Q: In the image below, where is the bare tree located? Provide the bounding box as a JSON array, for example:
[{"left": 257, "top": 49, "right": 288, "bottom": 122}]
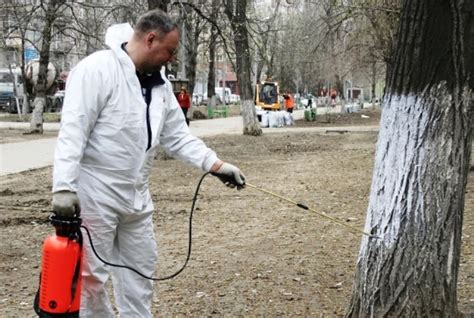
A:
[
  {"left": 347, "top": 0, "right": 473, "bottom": 316},
  {"left": 348, "top": 0, "right": 402, "bottom": 98},
  {"left": 29, "top": 0, "right": 64, "bottom": 134},
  {"left": 248, "top": 0, "right": 281, "bottom": 82},
  {"left": 2, "top": 1, "right": 143, "bottom": 133},
  {"left": 167, "top": 0, "right": 228, "bottom": 111},
  {"left": 1, "top": 1, "right": 42, "bottom": 114},
  {"left": 224, "top": 0, "right": 262, "bottom": 136},
  {"left": 171, "top": 0, "right": 207, "bottom": 95},
  {"left": 264, "top": 0, "right": 401, "bottom": 99},
  {"left": 206, "top": 0, "right": 219, "bottom": 107}
]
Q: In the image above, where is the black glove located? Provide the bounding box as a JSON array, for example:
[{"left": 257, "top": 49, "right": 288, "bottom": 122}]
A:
[{"left": 212, "top": 163, "right": 246, "bottom": 190}]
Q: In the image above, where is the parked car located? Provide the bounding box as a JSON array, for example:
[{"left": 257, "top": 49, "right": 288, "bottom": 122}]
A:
[
  {"left": 192, "top": 93, "right": 206, "bottom": 105},
  {"left": 215, "top": 87, "right": 231, "bottom": 104},
  {"left": 229, "top": 94, "right": 240, "bottom": 104},
  {"left": 48, "top": 89, "right": 65, "bottom": 112},
  {"left": 0, "top": 67, "right": 23, "bottom": 112}
]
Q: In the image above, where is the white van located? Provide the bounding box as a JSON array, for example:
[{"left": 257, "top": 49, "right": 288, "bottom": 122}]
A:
[
  {"left": 229, "top": 94, "right": 240, "bottom": 103},
  {"left": 0, "top": 68, "right": 23, "bottom": 109},
  {"left": 215, "top": 87, "right": 231, "bottom": 104}
]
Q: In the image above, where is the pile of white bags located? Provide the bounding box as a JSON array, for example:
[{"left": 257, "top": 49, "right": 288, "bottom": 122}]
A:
[
  {"left": 268, "top": 111, "right": 283, "bottom": 127},
  {"left": 260, "top": 111, "right": 269, "bottom": 127},
  {"left": 257, "top": 110, "right": 293, "bottom": 128},
  {"left": 283, "top": 112, "right": 293, "bottom": 125}
]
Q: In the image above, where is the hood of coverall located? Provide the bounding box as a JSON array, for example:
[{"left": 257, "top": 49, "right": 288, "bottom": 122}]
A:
[{"left": 105, "top": 23, "right": 134, "bottom": 48}]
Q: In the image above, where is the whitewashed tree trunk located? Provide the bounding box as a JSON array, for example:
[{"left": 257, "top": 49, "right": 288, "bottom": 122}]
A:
[
  {"left": 347, "top": 0, "right": 473, "bottom": 316},
  {"left": 241, "top": 99, "right": 261, "bottom": 135},
  {"left": 30, "top": 97, "right": 46, "bottom": 134},
  {"left": 348, "top": 86, "right": 471, "bottom": 317},
  {"left": 22, "top": 93, "right": 30, "bottom": 115}
]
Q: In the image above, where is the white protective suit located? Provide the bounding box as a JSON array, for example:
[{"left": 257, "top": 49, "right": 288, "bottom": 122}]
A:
[{"left": 53, "top": 24, "right": 219, "bottom": 317}]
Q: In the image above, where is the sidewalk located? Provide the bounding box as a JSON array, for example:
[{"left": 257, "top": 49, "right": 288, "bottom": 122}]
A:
[
  {"left": 0, "top": 109, "right": 378, "bottom": 176},
  {"left": 1, "top": 138, "right": 57, "bottom": 176},
  {"left": 0, "top": 114, "right": 247, "bottom": 176}
]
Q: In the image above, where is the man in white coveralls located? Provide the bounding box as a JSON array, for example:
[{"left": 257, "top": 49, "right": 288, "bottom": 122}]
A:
[{"left": 51, "top": 9, "right": 245, "bottom": 317}]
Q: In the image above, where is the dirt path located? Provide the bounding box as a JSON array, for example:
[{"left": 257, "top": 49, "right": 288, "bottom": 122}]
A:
[{"left": 0, "top": 108, "right": 472, "bottom": 317}]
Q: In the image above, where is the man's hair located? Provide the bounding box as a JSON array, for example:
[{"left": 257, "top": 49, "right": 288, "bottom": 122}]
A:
[{"left": 135, "top": 9, "right": 178, "bottom": 38}]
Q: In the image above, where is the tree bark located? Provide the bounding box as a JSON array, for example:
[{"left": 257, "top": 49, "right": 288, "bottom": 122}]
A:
[
  {"left": 29, "top": 0, "right": 58, "bottom": 134},
  {"left": 347, "top": 1, "right": 473, "bottom": 317},
  {"left": 206, "top": 0, "right": 218, "bottom": 110},
  {"left": 370, "top": 59, "right": 377, "bottom": 104},
  {"left": 185, "top": 11, "right": 199, "bottom": 95},
  {"left": 224, "top": 0, "right": 262, "bottom": 136},
  {"left": 148, "top": 0, "right": 169, "bottom": 11}
]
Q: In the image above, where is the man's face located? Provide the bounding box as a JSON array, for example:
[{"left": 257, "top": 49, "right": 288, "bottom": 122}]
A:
[{"left": 142, "top": 28, "right": 179, "bottom": 73}]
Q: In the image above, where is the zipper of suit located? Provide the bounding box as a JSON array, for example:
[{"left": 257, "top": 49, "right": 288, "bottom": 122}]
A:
[
  {"left": 123, "top": 43, "right": 152, "bottom": 151},
  {"left": 142, "top": 87, "right": 152, "bottom": 151}
]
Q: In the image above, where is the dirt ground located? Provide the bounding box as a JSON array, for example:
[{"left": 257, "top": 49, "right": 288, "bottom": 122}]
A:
[{"left": 0, "top": 108, "right": 472, "bottom": 317}]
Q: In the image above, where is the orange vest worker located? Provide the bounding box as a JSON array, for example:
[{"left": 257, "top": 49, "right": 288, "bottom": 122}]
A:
[{"left": 284, "top": 94, "right": 294, "bottom": 110}]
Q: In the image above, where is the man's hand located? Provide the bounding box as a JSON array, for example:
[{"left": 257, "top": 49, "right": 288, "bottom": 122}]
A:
[
  {"left": 211, "top": 162, "right": 246, "bottom": 190},
  {"left": 52, "top": 191, "right": 81, "bottom": 217}
]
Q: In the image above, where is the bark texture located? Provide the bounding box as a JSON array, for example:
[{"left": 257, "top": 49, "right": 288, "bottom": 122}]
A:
[
  {"left": 207, "top": 0, "right": 218, "bottom": 102},
  {"left": 147, "top": 0, "right": 169, "bottom": 12},
  {"left": 29, "top": 0, "right": 58, "bottom": 134},
  {"left": 184, "top": 10, "right": 199, "bottom": 96},
  {"left": 224, "top": 0, "right": 262, "bottom": 136},
  {"left": 347, "top": 0, "right": 473, "bottom": 317}
]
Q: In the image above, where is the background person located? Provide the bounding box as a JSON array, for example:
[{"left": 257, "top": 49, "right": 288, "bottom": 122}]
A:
[
  {"left": 282, "top": 91, "right": 295, "bottom": 125},
  {"left": 330, "top": 88, "right": 337, "bottom": 106},
  {"left": 177, "top": 87, "right": 191, "bottom": 125},
  {"left": 306, "top": 93, "right": 313, "bottom": 108},
  {"left": 52, "top": 9, "right": 245, "bottom": 318}
]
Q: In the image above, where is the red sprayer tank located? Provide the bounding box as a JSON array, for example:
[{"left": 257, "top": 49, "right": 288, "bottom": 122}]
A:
[{"left": 34, "top": 215, "right": 83, "bottom": 317}]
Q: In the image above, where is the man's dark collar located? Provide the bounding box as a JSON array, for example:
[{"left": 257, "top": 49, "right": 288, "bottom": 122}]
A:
[{"left": 121, "top": 42, "right": 165, "bottom": 87}]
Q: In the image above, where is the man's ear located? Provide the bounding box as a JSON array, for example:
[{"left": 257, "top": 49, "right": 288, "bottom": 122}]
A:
[{"left": 145, "top": 32, "right": 157, "bottom": 48}]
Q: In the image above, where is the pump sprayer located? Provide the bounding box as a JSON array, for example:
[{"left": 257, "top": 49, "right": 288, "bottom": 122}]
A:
[{"left": 34, "top": 214, "right": 83, "bottom": 317}]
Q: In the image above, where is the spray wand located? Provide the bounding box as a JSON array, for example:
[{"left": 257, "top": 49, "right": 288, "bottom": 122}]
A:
[{"left": 245, "top": 182, "right": 378, "bottom": 239}]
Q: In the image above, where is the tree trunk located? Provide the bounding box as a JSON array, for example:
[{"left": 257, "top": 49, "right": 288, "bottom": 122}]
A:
[
  {"left": 224, "top": 0, "right": 262, "bottom": 136},
  {"left": 328, "top": 13, "right": 344, "bottom": 99},
  {"left": 370, "top": 58, "right": 377, "bottom": 104},
  {"left": 148, "top": 0, "right": 169, "bottom": 11},
  {"left": 235, "top": 38, "right": 261, "bottom": 135},
  {"left": 347, "top": 1, "right": 473, "bottom": 317},
  {"left": 185, "top": 15, "right": 199, "bottom": 95},
  {"left": 19, "top": 36, "right": 31, "bottom": 115},
  {"left": 256, "top": 58, "right": 264, "bottom": 83},
  {"left": 335, "top": 74, "right": 344, "bottom": 100},
  {"left": 206, "top": 0, "right": 219, "bottom": 110},
  {"left": 29, "top": 0, "right": 57, "bottom": 134}
]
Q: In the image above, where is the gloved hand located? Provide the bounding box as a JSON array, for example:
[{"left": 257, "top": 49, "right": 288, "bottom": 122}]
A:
[
  {"left": 212, "top": 162, "right": 246, "bottom": 190},
  {"left": 52, "top": 191, "right": 81, "bottom": 217}
]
